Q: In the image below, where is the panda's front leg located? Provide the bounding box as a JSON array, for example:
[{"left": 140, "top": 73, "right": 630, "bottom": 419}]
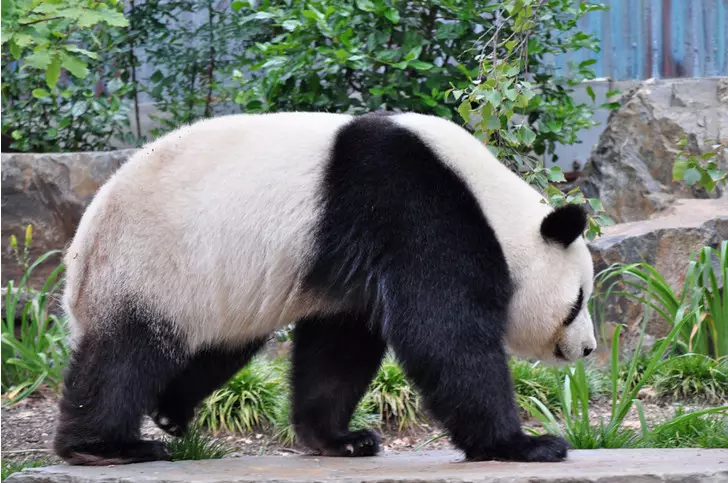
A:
[
  {"left": 383, "top": 286, "right": 570, "bottom": 463},
  {"left": 291, "top": 313, "right": 386, "bottom": 457}
]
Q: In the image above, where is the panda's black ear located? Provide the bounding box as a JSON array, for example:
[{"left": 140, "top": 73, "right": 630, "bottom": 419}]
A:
[{"left": 540, "top": 204, "right": 587, "bottom": 248}]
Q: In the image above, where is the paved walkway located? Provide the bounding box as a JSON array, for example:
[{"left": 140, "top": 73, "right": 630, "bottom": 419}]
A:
[{"left": 6, "top": 449, "right": 728, "bottom": 483}]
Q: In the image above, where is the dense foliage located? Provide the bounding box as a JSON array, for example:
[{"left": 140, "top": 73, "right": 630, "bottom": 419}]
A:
[{"left": 1, "top": 0, "right": 134, "bottom": 152}]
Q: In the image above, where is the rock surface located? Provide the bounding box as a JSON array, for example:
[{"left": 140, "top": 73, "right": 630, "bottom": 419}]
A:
[
  {"left": 581, "top": 77, "right": 728, "bottom": 223},
  {"left": 6, "top": 449, "right": 728, "bottom": 483},
  {"left": 589, "top": 198, "right": 728, "bottom": 350},
  {"left": 1, "top": 150, "right": 135, "bottom": 288}
]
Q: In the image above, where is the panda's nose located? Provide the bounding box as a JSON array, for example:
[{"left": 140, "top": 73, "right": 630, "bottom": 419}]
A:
[{"left": 583, "top": 347, "right": 594, "bottom": 357}]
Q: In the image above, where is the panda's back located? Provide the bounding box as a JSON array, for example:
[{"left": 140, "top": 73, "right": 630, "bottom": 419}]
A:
[{"left": 64, "top": 113, "right": 352, "bottom": 349}]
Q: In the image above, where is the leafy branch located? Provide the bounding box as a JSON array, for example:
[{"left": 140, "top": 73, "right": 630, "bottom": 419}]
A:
[{"left": 449, "top": 0, "right": 615, "bottom": 240}]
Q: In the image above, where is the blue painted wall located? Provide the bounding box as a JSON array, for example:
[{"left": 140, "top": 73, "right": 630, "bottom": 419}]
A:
[{"left": 553, "top": 0, "right": 728, "bottom": 80}]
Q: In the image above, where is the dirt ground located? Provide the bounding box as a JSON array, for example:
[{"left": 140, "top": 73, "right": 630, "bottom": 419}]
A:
[{"left": 1, "top": 392, "right": 711, "bottom": 466}]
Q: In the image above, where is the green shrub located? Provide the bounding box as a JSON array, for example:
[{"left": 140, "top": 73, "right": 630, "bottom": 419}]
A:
[
  {"left": 2, "top": 227, "right": 68, "bottom": 404},
  {"left": 165, "top": 423, "right": 233, "bottom": 461},
  {"left": 673, "top": 136, "right": 728, "bottom": 194},
  {"left": 361, "top": 355, "right": 422, "bottom": 430},
  {"left": 652, "top": 354, "right": 728, "bottom": 403},
  {"left": 197, "top": 358, "right": 285, "bottom": 434},
  {"left": 126, "top": 0, "right": 270, "bottom": 138},
  {"left": 1, "top": 0, "right": 134, "bottom": 152},
  {"left": 232, "top": 0, "right": 611, "bottom": 199}
]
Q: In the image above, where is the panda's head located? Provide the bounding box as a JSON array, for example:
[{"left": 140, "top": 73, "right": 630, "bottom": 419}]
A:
[{"left": 505, "top": 204, "right": 597, "bottom": 364}]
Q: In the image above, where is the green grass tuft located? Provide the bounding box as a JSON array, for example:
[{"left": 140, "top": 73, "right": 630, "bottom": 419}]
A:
[
  {"left": 197, "top": 358, "right": 285, "bottom": 434},
  {"left": 361, "top": 355, "right": 422, "bottom": 430},
  {"left": 510, "top": 359, "right": 561, "bottom": 413},
  {"left": 272, "top": 396, "right": 381, "bottom": 445},
  {"left": 1, "top": 458, "right": 51, "bottom": 481},
  {"left": 2, "top": 241, "right": 68, "bottom": 405},
  {"left": 647, "top": 408, "right": 728, "bottom": 449},
  {"left": 652, "top": 354, "right": 728, "bottom": 403},
  {"left": 165, "top": 423, "right": 233, "bottom": 461}
]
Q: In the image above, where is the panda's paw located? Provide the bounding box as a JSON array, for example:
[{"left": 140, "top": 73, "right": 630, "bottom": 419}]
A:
[
  {"left": 150, "top": 409, "right": 188, "bottom": 437},
  {"left": 323, "top": 429, "right": 381, "bottom": 457},
  {"left": 515, "top": 434, "right": 570, "bottom": 462},
  {"left": 466, "top": 433, "right": 570, "bottom": 463}
]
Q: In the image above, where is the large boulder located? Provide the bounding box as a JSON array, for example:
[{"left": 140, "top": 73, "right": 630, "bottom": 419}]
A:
[
  {"left": 1, "top": 150, "right": 136, "bottom": 288},
  {"left": 589, "top": 198, "right": 728, "bottom": 354},
  {"left": 580, "top": 77, "right": 728, "bottom": 223}
]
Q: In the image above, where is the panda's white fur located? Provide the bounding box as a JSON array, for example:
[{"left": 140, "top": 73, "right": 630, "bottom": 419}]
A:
[
  {"left": 64, "top": 113, "right": 351, "bottom": 350},
  {"left": 64, "top": 111, "right": 595, "bottom": 362}
]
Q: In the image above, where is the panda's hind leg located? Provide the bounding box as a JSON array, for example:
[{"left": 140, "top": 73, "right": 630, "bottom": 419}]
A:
[
  {"left": 151, "top": 339, "right": 266, "bottom": 437},
  {"left": 54, "top": 306, "right": 185, "bottom": 466},
  {"left": 291, "top": 313, "right": 386, "bottom": 457}
]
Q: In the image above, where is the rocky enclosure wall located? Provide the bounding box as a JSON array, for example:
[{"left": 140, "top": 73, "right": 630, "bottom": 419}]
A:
[
  {"left": 1, "top": 150, "right": 136, "bottom": 285},
  {"left": 579, "top": 77, "right": 728, "bottom": 223}
]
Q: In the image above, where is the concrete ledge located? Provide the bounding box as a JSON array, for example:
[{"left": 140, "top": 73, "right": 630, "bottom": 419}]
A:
[{"left": 6, "top": 449, "right": 728, "bottom": 483}]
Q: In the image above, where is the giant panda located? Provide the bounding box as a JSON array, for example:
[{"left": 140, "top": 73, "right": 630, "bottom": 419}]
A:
[{"left": 54, "top": 111, "right": 597, "bottom": 466}]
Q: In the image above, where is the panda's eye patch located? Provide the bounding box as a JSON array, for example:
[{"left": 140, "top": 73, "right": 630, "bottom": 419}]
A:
[{"left": 563, "top": 288, "right": 584, "bottom": 326}]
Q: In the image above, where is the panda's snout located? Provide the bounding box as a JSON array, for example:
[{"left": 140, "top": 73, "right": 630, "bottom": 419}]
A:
[{"left": 555, "top": 343, "right": 595, "bottom": 361}]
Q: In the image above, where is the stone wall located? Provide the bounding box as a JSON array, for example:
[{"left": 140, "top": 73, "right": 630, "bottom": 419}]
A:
[{"left": 1, "top": 150, "right": 136, "bottom": 286}]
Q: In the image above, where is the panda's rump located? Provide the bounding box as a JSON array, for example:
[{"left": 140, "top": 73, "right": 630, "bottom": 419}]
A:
[{"left": 64, "top": 113, "right": 352, "bottom": 351}]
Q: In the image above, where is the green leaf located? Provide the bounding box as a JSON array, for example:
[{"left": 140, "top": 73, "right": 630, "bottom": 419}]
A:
[
  {"left": 355, "top": 0, "right": 375, "bottom": 12},
  {"left": 708, "top": 169, "right": 728, "bottom": 181},
  {"left": 673, "top": 158, "right": 689, "bottom": 182},
  {"left": 384, "top": 8, "right": 400, "bottom": 23},
  {"left": 76, "top": 10, "right": 104, "bottom": 28},
  {"left": 409, "top": 60, "right": 433, "bottom": 71},
  {"left": 13, "top": 33, "right": 33, "bottom": 47},
  {"left": 404, "top": 46, "right": 422, "bottom": 61},
  {"left": 64, "top": 45, "right": 97, "bottom": 59},
  {"left": 150, "top": 70, "right": 164, "bottom": 83},
  {"left": 32, "top": 88, "right": 50, "bottom": 99},
  {"left": 97, "top": 7, "right": 128, "bottom": 27},
  {"left": 518, "top": 125, "right": 536, "bottom": 146},
  {"left": 23, "top": 51, "right": 52, "bottom": 70},
  {"left": 231, "top": 1, "right": 247, "bottom": 12},
  {"left": 281, "top": 19, "right": 300, "bottom": 31},
  {"left": 547, "top": 166, "right": 566, "bottom": 183},
  {"left": 60, "top": 53, "right": 88, "bottom": 79},
  {"left": 46, "top": 55, "right": 61, "bottom": 88},
  {"left": 483, "top": 90, "right": 502, "bottom": 106},
  {"left": 588, "top": 198, "right": 604, "bottom": 212},
  {"left": 503, "top": 88, "right": 518, "bottom": 101},
  {"left": 596, "top": 213, "right": 615, "bottom": 227},
  {"left": 586, "top": 85, "right": 595, "bottom": 102},
  {"left": 457, "top": 101, "right": 471, "bottom": 123},
  {"left": 9, "top": 40, "right": 21, "bottom": 59},
  {"left": 683, "top": 167, "right": 701, "bottom": 185}
]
